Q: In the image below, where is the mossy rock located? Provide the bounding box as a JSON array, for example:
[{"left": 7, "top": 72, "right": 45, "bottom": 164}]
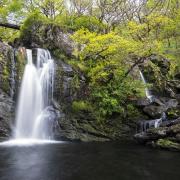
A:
[
  {"left": 169, "top": 124, "right": 180, "bottom": 134},
  {"left": 147, "top": 127, "right": 168, "bottom": 137},
  {"left": 167, "top": 107, "right": 180, "bottom": 119},
  {"left": 0, "top": 42, "right": 13, "bottom": 94},
  {"left": 20, "top": 18, "right": 74, "bottom": 58},
  {"left": 156, "top": 139, "right": 180, "bottom": 151}
]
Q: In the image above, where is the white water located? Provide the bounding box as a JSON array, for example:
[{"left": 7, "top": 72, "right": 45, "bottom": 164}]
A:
[
  {"left": 139, "top": 70, "right": 153, "bottom": 102},
  {"left": 0, "top": 139, "right": 61, "bottom": 147},
  {"left": 14, "top": 48, "right": 55, "bottom": 142}
]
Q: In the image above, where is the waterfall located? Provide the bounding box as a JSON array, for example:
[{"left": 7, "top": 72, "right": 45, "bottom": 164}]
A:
[
  {"left": 139, "top": 118, "right": 162, "bottom": 132},
  {"left": 139, "top": 70, "right": 153, "bottom": 102},
  {"left": 14, "top": 48, "right": 55, "bottom": 140}
]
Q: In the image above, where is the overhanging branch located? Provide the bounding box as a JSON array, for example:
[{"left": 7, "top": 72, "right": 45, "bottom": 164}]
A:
[{"left": 0, "top": 22, "right": 20, "bottom": 30}]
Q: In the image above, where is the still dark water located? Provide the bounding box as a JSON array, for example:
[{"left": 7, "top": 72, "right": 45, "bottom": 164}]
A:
[{"left": 0, "top": 141, "right": 179, "bottom": 180}]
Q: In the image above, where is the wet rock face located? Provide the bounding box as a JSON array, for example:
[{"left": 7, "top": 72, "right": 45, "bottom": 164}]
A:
[
  {"left": 0, "top": 42, "right": 16, "bottom": 140},
  {"left": 0, "top": 42, "right": 14, "bottom": 96},
  {"left": 0, "top": 43, "right": 26, "bottom": 141},
  {"left": 53, "top": 59, "right": 86, "bottom": 108},
  {"left": 0, "top": 90, "right": 14, "bottom": 140},
  {"left": 0, "top": 42, "right": 26, "bottom": 100},
  {"left": 54, "top": 60, "right": 75, "bottom": 105}
]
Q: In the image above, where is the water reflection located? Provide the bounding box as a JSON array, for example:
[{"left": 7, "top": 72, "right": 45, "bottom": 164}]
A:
[{"left": 0, "top": 142, "right": 180, "bottom": 180}]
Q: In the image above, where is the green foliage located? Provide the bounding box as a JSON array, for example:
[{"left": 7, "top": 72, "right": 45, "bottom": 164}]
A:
[
  {"left": 20, "top": 11, "right": 105, "bottom": 35},
  {"left": 72, "top": 29, "right": 140, "bottom": 60},
  {"left": 0, "top": 0, "right": 24, "bottom": 22},
  {"left": 54, "top": 15, "right": 105, "bottom": 32},
  {"left": 148, "top": 61, "right": 166, "bottom": 91},
  {"left": 0, "top": 0, "right": 23, "bottom": 41},
  {"left": 0, "top": 28, "right": 20, "bottom": 42},
  {"left": 71, "top": 74, "right": 81, "bottom": 90},
  {"left": 71, "top": 29, "right": 145, "bottom": 118},
  {"left": 21, "top": 10, "right": 49, "bottom": 30},
  {"left": 20, "top": 10, "right": 50, "bottom": 40},
  {"left": 72, "top": 100, "right": 92, "bottom": 112}
]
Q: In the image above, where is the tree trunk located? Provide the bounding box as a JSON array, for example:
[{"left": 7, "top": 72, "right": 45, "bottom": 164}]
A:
[{"left": 0, "top": 22, "right": 20, "bottom": 30}]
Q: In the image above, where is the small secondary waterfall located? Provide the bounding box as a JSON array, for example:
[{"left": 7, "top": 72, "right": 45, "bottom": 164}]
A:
[
  {"left": 138, "top": 112, "right": 167, "bottom": 132},
  {"left": 139, "top": 70, "right": 153, "bottom": 102},
  {"left": 139, "top": 119, "right": 162, "bottom": 132},
  {"left": 15, "top": 48, "right": 55, "bottom": 140}
]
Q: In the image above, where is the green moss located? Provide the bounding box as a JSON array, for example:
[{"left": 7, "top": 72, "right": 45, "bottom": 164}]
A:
[
  {"left": 0, "top": 54, "right": 3, "bottom": 61},
  {"left": 72, "top": 100, "right": 92, "bottom": 112},
  {"left": 2, "top": 62, "right": 10, "bottom": 93},
  {"left": 53, "top": 49, "right": 69, "bottom": 62},
  {"left": 55, "top": 15, "right": 106, "bottom": 32},
  {"left": 156, "top": 139, "right": 180, "bottom": 150},
  {"left": 167, "top": 108, "right": 180, "bottom": 119},
  {"left": 16, "top": 49, "right": 26, "bottom": 82},
  {"left": 20, "top": 11, "right": 49, "bottom": 37},
  {"left": 0, "top": 47, "right": 15, "bottom": 93}
]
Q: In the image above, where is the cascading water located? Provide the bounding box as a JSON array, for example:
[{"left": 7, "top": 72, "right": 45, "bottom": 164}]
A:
[
  {"left": 139, "top": 70, "right": 154, "bottom": 102},
  {"left": 14, "top": 48, "right": 55, "bottom": 140}
]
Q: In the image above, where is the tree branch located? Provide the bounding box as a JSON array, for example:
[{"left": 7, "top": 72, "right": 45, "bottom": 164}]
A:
[{"left": 0, "top": 22, "right": 20, "bottom": 30}]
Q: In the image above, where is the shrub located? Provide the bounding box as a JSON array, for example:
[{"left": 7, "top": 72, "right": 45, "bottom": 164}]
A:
[{"left": 72, "top": 101, "right": 92, "bottom": 112}]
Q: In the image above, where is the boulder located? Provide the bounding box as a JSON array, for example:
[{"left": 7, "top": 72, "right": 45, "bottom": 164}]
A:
[
  {"left": 136, "top": 98, "right": 151, "bottom": 107},
  {"left": 155, "top": 139, "right": 180, "bottom": 151},
  {"left": 143, "top": 105, "right": 167, "bottom": 118},
  {"left": 20, "top": 23, "right": 74, "bottom": 58},
  {"left": 161, "top": 98, "right": 178, "bottom": 108}
]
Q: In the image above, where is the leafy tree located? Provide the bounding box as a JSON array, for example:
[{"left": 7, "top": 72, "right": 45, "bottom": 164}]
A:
[{"left": 71, "top": 29, "right": 145, "bottom": 118}]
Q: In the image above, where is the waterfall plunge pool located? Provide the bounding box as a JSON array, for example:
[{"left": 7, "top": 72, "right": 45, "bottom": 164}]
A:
[
  {"left": 0, "top": 141, "right": 179, "bottom": 180},
  {"left": 0, "top": 139, "right": 62, "bottom": 147}
]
